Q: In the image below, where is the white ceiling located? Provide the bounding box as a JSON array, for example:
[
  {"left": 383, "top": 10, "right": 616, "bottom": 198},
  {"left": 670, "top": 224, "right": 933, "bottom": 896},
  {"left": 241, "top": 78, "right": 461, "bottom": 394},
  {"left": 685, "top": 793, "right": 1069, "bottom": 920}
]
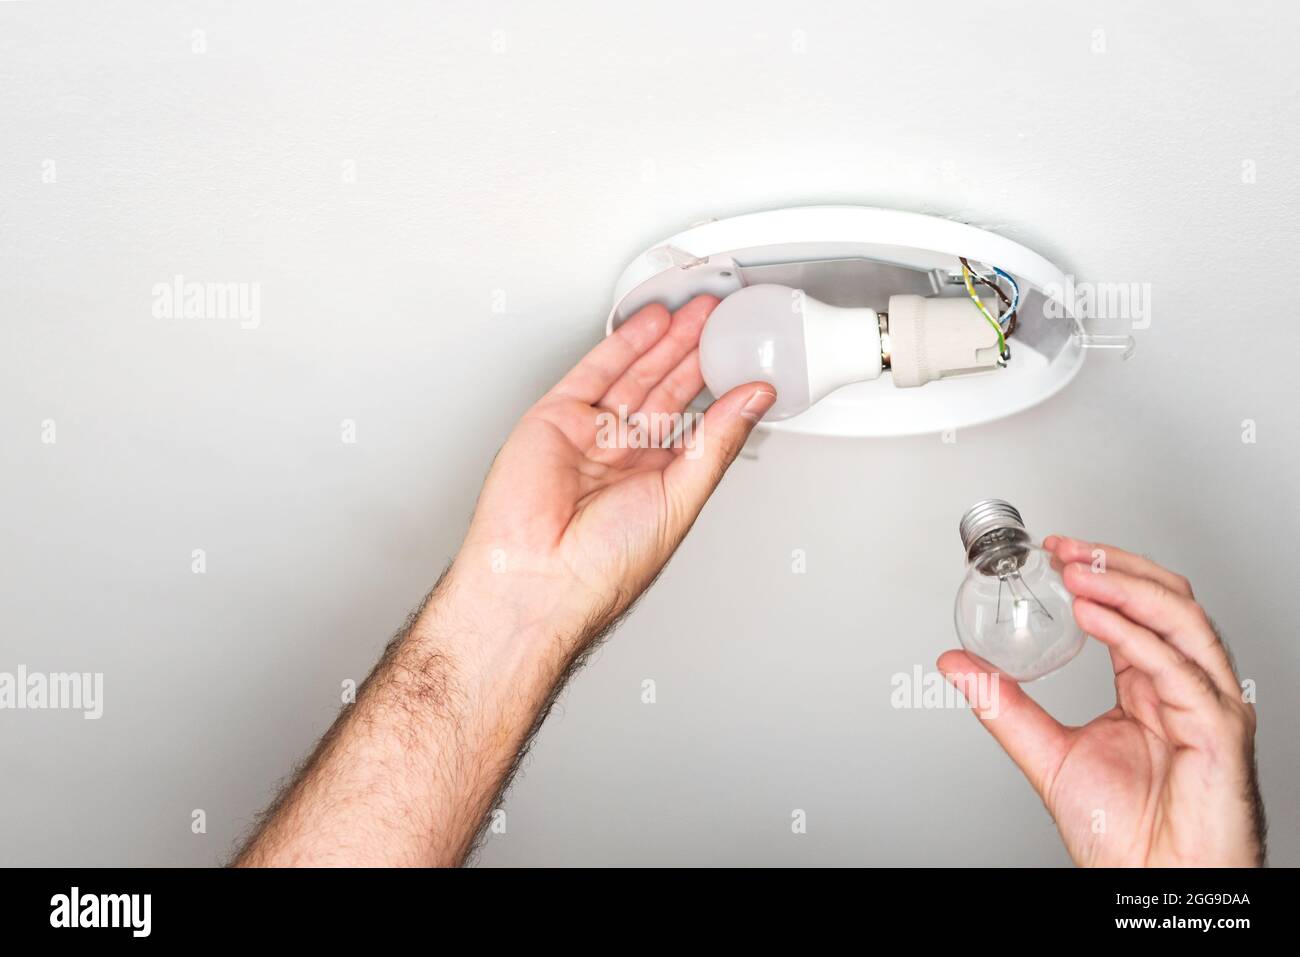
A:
[{"left": 2, "top": 0, "right": 1297, "bottom": 865}]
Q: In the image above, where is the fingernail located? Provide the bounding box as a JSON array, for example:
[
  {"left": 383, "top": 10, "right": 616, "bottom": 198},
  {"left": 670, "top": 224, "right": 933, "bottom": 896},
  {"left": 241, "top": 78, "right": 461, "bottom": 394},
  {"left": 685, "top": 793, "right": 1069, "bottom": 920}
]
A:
[{"left": 740, "top": 388, "right": 776, "bottom": 422}]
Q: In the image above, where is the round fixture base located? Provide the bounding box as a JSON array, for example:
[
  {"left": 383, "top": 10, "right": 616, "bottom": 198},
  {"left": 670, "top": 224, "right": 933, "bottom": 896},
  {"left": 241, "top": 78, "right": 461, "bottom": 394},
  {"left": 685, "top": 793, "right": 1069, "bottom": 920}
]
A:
[{"left": 606, "top": 206, "right": 1085, "bottom": 438}]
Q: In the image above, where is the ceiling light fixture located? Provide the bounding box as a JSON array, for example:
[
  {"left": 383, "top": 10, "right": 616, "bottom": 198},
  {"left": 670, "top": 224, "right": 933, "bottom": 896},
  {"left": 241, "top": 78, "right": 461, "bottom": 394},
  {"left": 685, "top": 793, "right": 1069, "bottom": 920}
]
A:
[{"left": 605, "top": 206, "right": 1131, "bottom": 437}]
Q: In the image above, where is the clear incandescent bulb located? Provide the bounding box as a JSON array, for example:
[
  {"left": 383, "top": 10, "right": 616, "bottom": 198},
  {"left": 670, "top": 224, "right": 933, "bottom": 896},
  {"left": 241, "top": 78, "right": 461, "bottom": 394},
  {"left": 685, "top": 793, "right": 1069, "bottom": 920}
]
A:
[
  {"left": 698, "top": 284, "right": 882, "bottom": 421},
  {"left": 953, "top": 499, "right": 1086, "bottom": 682}
]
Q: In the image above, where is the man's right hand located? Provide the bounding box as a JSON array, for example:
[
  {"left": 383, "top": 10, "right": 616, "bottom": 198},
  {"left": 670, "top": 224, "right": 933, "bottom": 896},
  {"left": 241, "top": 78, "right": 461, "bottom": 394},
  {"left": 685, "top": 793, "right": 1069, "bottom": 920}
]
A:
[{"left": 939, "top": 537, "right": 1264, "bottom": 867}]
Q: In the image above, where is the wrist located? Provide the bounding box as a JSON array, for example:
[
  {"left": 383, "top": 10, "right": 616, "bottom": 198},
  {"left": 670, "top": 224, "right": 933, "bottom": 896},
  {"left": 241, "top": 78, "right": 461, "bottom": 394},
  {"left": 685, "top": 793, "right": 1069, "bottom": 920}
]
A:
[
  {"left": 399, "top": 566, "right": 588, "bottom": 715},
  {"left": 440, "top": 542, "right": 613, "bottom": 642}
]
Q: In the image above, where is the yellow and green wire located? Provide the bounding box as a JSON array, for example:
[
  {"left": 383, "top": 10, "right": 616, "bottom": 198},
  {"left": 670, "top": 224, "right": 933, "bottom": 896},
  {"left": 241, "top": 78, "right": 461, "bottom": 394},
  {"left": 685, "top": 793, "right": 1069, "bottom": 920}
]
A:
[{"left": 959, "top": 258, "right": 1018, "bottom": 361}]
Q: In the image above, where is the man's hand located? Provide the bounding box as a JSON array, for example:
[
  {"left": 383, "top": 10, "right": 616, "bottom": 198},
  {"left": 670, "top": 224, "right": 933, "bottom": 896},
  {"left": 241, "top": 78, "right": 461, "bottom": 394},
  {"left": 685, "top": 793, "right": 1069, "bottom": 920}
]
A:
[
  {"left": 234, "top": 296, "right": 774, "bottom": 867},
  {"left": 453, "top": 294, "right": 776, "bottom": 643},
  {"left": 939, "top": 537, "right": 1264, "bottom": 867}
]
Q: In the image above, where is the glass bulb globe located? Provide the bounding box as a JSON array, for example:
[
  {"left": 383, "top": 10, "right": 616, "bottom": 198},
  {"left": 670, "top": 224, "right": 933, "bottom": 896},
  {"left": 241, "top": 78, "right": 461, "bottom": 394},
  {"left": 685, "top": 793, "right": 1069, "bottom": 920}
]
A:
[
  {"left": 698, "top": 284, "right": 881, "bottom": 421},
  {"left": 953, "top": 500, "right": 1086, "bottom": 682}
]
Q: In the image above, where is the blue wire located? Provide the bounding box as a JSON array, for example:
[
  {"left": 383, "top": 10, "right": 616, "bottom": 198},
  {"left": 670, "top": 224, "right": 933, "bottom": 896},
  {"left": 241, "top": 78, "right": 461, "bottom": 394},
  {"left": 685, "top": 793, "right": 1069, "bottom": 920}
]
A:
[{"left": 992, "top": 266, "right": 1020, "bottom": 330}]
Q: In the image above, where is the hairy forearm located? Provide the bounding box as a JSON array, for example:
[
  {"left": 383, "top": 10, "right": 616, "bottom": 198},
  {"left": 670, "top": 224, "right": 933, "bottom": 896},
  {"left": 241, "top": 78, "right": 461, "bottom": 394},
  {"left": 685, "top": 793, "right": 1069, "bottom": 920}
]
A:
[{"left": 234, "top": 572, "right": 587, "bottom": 867}]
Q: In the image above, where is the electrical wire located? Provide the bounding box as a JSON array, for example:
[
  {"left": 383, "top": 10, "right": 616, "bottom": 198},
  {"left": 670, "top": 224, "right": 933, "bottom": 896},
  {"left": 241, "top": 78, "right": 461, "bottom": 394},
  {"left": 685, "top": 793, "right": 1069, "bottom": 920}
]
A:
[
  {"left": 992, "top": 265, "right": 1020, "bottom": 338},
  {"left": 958, "top": 257, "right": 1022, "bottom": 359},
  {"left": 959, "top": 257, "right": 1011, "bottom": 308},
  {"left": 959, "top": 260, "right": 1009, "bottom": 359}
]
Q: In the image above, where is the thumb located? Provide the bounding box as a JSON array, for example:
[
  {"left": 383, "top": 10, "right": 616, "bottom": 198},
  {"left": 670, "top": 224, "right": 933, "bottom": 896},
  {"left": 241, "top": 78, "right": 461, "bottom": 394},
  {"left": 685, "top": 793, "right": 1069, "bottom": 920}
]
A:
[
  {"left": 663, "top": 382, "right": 775, "bottom": 525},
  {"left": 938, "top": 649, "right": 1070, "bottom": 800}
]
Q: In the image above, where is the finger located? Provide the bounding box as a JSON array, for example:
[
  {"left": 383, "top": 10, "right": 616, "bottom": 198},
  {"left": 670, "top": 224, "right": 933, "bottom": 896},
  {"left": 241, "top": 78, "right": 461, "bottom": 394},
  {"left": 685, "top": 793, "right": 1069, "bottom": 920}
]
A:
[
  {"left": 640, "top": 350, "right": 704, "bottom": 420},
  {"left": 1062, "top": 564, "right": 1239, "bottom": 695},
  {"left": 937, "top": 650, "right": 1069, "bottom": 799},
  {"left": 662, "top": 382, "right": 775, "bottom": 529},
  {"left": 551, "top": 304, "right": 671, "bottom": 404},
  {"left": 1071, "top": 597, "right": 1222, "bottom": 709},
  {"left": 1047, "top": 535, "right": 1193, "bottom": 597},
  {"left": 598, "top": 295, "right": 716, "bottom": 414},
  {"left": 1107, "top": 643, "right": 1132, "bottom": 676},
  {"left": 1045, "top": 543, "right": 1173, "bottom": 682}
]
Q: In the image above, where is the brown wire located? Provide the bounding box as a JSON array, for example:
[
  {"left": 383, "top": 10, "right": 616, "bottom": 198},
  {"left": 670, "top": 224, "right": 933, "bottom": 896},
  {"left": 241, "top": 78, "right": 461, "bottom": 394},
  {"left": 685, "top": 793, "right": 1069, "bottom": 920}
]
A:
[
  {"left": 959, "top": 257, "right": 1011, "bottom": 307},
  {"left": 960, "top": 256, "right": 1018, "bottom": 339}
]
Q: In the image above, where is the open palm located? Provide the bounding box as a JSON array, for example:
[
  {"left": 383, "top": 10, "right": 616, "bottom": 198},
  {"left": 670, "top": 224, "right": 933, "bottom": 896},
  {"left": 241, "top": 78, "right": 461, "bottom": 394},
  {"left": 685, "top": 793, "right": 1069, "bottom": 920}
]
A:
[
  {"left": 941, "top": 536, "right": 1262, "bottom": 867},
  {"left": 452, "top": 296, "right": 775, "bottom": 639}
]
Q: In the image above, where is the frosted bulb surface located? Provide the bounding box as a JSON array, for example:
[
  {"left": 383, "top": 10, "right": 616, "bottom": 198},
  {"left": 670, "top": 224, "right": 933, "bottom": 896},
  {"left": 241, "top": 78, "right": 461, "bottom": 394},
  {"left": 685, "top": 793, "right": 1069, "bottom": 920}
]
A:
[
  {"left": 954, "top": 542, "right": 1085, "bottom": 682},
  {"left": 699, "top": 284, "right": 881, "bottom": 421}
]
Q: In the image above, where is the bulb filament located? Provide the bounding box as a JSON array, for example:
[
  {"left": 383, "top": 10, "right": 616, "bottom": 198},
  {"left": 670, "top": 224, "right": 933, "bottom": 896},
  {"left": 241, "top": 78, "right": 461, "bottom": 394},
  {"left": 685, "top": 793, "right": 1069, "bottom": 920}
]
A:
[{"left": 995, "top": 572, "right": 1053, "bottom": 626}]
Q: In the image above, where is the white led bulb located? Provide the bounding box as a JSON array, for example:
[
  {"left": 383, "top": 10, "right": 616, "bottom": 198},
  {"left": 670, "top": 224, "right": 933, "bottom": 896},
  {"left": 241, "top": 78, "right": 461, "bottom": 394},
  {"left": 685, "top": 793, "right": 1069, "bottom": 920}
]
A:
[
  {"left": 699, "top": 285, "right": 881, "bottom": 421},
  {"left": 699, "top": 284, "right": 1003, "bottom": 421}
]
